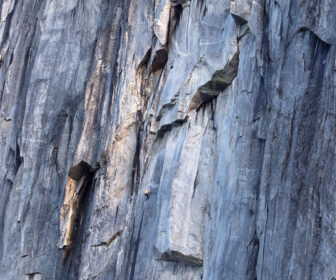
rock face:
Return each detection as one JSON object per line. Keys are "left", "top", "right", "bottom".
{"left": 0, "top": 0, "right": 336, "bottom": 279}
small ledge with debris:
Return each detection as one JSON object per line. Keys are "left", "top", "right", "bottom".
{"left": 159, "top": 250, "right": 203, "bottom": 266}
{"left": 156, "top": 115, "right": 188, "bottom": 137}
{"left": 24, "top": 272, "right": 41, "bottom": 280}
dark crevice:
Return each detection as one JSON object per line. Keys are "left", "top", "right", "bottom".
{"left": 129, "top": 210, "right": 145, "bottom": 280}
{"left": 0, "top": 178, "right": 13, "bottom": 261}
{"left": 91, "top": 241, "right": 107, "bottom": 248}
{"left": 15, "top": 142, "right": 23, "bottom": 170}
{"left": 138, "top": 48, "right": 152, "bottom": 68}
{"left": 168, "top": 3, "right": 183, "bottom": 41}
{"left": 246, "top": 231, "right": 259, "bottom": 280}
{"left": 253, "top": 76, "right": 267, "bottom": 122}
{"left": 124, "top": 218, "right": 136, "bottom": 279}
{"left": 114, "top": 205, "right": 119, "bottom": 226}
{"left": 191, "top": 168, "right": 199, "bottom": 199}
{"left": 50, "top": 109, "right": 69, "bottom": 150}
{"left": 281, "top": 100, "right": 296, "bottom": 181}
{"left": 0, "top": 137, "right": 24, "bottom": 258}
{"left": 196, "top": 0, "right": 205, "bottom": 8}
{"left": 131, "top": 110, "right": 143, "bottom": 196}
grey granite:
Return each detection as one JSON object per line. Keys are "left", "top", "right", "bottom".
{"left": 0, "top": 0, "right": 336, "bottom": 279}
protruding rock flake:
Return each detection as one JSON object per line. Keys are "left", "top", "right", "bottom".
{"left": 230, "top": 0, "right": 252, "bottom": 24}
{"left": 58, "top": 161, "right": 97, "bottom": 264}
{"left": 150, "top": 48, "right": 168, "bottom": 73}
{"left": 0, "top": 0, "right": 336, "bottom": 279}
{"left": 154, "top": 1, "right": 172, "bottom": 46}
{"left": 189, "top": 51, "right": 239, "bottom": 111}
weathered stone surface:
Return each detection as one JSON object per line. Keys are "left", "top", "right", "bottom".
{"left": 1, "top": 0, "right": 336, "bottom": 279}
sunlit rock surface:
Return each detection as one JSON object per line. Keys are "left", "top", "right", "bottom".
{"left": 0, "top": 0, "right": 336, "bottom": 279}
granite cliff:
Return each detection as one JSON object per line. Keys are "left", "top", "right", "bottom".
{"left": 0, "top": 0, "right": 336, "bottom": 279}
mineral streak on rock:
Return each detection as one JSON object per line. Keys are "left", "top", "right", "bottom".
{"left": 1, "top": 0, "right": 336, "bottom": 279}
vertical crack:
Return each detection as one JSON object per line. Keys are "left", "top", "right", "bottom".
{"left": 129, "top": 210, "right": 145, "bottom": 280}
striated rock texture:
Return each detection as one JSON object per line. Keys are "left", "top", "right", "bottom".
{"left": 0, "top": 0, "right": 336, "bottom": 279}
